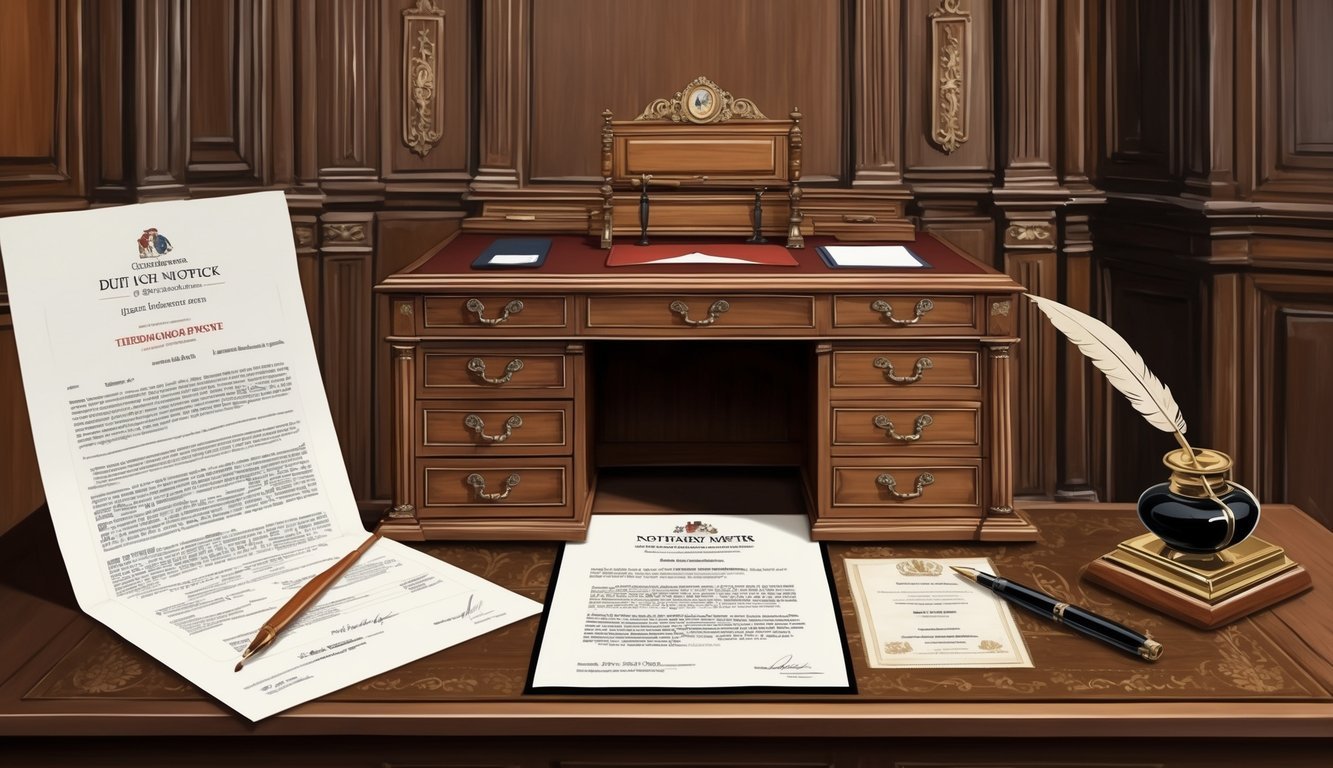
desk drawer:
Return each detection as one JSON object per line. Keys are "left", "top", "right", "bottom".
{"left": 830, "top": 460, "right": 981, "bottom": 516}
{"left": 831, "top": 294, "right": 980, "bottom": 334}
{"left": 831, "top": 403, "right": 981, "bottom": 454}
{"left": 420, "top": 459, "right": 571, "bottom": 518}
{"left": 585, "top": 294, "right": 816, "bottom": 333}
{"left": 420, "top": 346, "right": 571, "bottom": 397}
{"left": 830, "top": 348, "right": 979, "bottom": 393}
{"left": 419, "top": 400, "right": 571, "bottom": 456}
{"left": 422, "top": 295, "right": 569, "bottom": 333}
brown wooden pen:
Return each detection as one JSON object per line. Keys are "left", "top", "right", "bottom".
{"left": 234, "top": 532, "right": 382, "bottom": 672}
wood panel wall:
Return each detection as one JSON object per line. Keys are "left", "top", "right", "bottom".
{"left": 2, "top": 0, "right": 1332, "bottom": 534}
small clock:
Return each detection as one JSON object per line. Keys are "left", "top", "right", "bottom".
{"left": 685, "top": 83, "right": 720, "bottom": 123}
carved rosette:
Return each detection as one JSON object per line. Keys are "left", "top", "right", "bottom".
{"left": 930, "top": 0, "right": 970, "bottom": 154}
{"left": 635, "top": 76, "right": 768, "bottom": 124}
{"left": 402, "top": 0, "right": 446, "bottom": 157}
{"left": 322, "top": 223, "right": 367, "bottom": 243}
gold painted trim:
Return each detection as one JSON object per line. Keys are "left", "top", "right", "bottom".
{"left": 635, "top": 75, "right": 769, "bottom": 124}
{"left": 1104, "top": 534, "right": 1300, "bottom": 603}
{"left": 1005, "top": 223, "right": 1053, "bottom": 245}
{"left": 1052, "top": 602, "right": 1070, "bottom": 623}
{"left": 929, "top": 0, "right": 970, "bottom": 154}
{"left": 402, "top": 0, "right": 445, "bottom": 157}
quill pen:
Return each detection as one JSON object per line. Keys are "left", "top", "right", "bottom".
{"left": 1025, "top": 294, "right": 1235, "bottom": 541}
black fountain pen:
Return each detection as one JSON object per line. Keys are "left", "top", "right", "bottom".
{"left": 951, "top": 566, "right": 1163, "bottom": 662}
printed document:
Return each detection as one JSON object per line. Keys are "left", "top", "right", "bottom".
{"left": 0, "top": 192, "right": 541, "bottom": 720}
{"left": 530, "top": 514, "right": 851, "bottom": 691}
{"left": 845, "top": 557, "right": 1032, "bottom": 668}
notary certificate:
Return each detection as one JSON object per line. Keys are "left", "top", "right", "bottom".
{"left": 845, "top": 557, "right": 1032, "bottom": 668}
{"left": 0, "top": 192, "right": 541, "bottom": 720}
{"left": 529, "top": 514, "right": 852, "bottom": 691}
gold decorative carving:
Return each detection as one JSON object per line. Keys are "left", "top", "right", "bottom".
{"left": 896, "top": 559, "right": 944, "bottom": 577}
{"left": 402, "top": 0, "right": 445, "bottom": 157}
{"left": 322, "top": 223, "right": 366, "bottom": 243}
{"left": 292, "top": 224, "right": 315, "bottom": 249}
{"left": 1005, "top": 223, "right": 1053, "bottom": 244}
{"left": 635, "top": 75, "right": 768, "bottom": 124}
{"left": 930, "top": 0, "right": 971, "bottom": 154}
{"left": 991, "top": 300, "right": 1011, "bottom": 316}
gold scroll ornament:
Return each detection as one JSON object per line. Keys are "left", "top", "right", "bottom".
{"left": 930, "top": 0, "right": 970, "bottom": 154}
{"left": 403, "top": 0, "right": 445, "bottom": 157}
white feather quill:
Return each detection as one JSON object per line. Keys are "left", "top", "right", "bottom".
{"left": 1025, "top": 294, "right": 1195, "bottom": 461}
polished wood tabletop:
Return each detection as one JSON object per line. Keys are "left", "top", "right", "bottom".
{"left": 1, "top": 503, "right": 1330, "bottom": 765}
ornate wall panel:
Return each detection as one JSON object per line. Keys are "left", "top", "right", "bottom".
{"left": 1248, "top": 0, "right": 1333, "bottom": 198}
{"left": 904, "top": 0, "right": 993, "bottom": 182}
{"left": 134, "top": 0, "right": 186, "bottom": 197}
{"left": 1249, "top": 274, "right": 1333, "bottom": 532}
{"left": 527, "top": 0, "right": 845, "bottom": 184}
{"left": 852, "top": 0, "right": 905, "bottom": 188}
{"left": 0, "top": 0, "right": 84, "bottom": 207}
{"left": 185, "top": 0, "right": 268, "bottom": 184}
{"left": 1097, "top": 0, "right": 1178, "bottom": 190}
{"left": 380, "top": 0, "right": 473, "bottom": 200}
{"left": 320, "top": 213, "right": 376, "bottom": 504}
{"left": 315, "top": 0, "right": 380, "bottom": 186}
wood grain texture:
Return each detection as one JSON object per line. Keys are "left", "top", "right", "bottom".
{"left": 528, "top": 0, "right": 844, "bottom": 183}
{"left": 0, "top": 319, "right": 44, "bottom": 536}
{"left": 2, "top": 504, "right": 1331, "bottom": 766}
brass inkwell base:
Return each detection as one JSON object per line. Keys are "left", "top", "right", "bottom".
{"left": 1085, "top": 533, "right": 1312, "bottom": 629}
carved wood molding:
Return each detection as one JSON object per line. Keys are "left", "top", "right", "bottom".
{"left": 322, "top": 222, "right": 367, "bottom": 243}
{"left": 635, "top": 76, "right": 768, "bottom": 124}
{"left": 929, "top": 0, "right": 971, "bottom": 154}
{"left": 402, "top": 0, "right": 445, "bottom": 157}
{"left": 1005, "top": 222, "right": 1054, "bottom": 245}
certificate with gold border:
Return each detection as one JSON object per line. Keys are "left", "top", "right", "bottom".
{"left": 845, "top": 557, "right": 1033, "bottom": 668}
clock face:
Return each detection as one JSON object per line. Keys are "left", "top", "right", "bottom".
{"left": 686, "top": 86, "right": 718, "bottom": 121}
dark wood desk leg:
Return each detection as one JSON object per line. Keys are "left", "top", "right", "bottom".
{"left": 382, "top": 343, "right": 422, "bottom": 538}
{"left": 981, "top": 341, "right": 1039, "bottom": 541}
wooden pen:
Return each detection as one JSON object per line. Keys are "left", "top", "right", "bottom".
{"left": 234, "top": 532, "right": 382, "bottom": 672}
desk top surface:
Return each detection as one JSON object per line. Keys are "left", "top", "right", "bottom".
{"left": 2, "top": 503, "right": 1331, "bottom": 738}
{"left": 379, "top": 233, "right": 1023, "bottom": 294}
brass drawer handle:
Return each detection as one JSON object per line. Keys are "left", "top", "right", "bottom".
{"left": 873, "top": 413, "right": 934, "bottom": 442}
{"left": 876, "top": 472, "right": 935, "bottom": 500}
{"left": 466, "top": 472, "right": 520, "bottom": 501}
{"left": 842, "top": 214, "right": 877, "bottom": 223}
{"left": 669, "top": 299, "right": 730, "bottom": 326}
{"left": 464, "top": 413, "right": 524, "bottom": 443}
{"left": 873, "top": 356, "right": 934, "bottom": 384}
{"left": 465, "top": 298, "right": 524, "bottom": 326}
{"left": 870, "top": 298, "right": 934, "bottom": 326}
{"left": 467, "top": 357, "right": 524, "bottom": 385}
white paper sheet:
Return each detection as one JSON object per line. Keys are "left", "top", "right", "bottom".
{"left": 645, "top": 252, "right": 760, "bottom": 264}
{"left": 489, "top": 253, "right": 541, "bottom": 264}
{"left": 530, "top": 514, "right": 850, "bottom": 690}
{"left": 820, "top": 245, "right": 924, "bottom": 267}
{"left": 844, "top": 557, "right": 1032, "bottom": 668}
{"left": 0, "top": 192, "right": 541, "bottom": 720}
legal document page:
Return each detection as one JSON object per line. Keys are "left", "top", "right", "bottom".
{"left": 530, "top": 514, "right": 851, "bottom": 690}
{"left": 0, "top": 192, "right": 540, "bottom": 720}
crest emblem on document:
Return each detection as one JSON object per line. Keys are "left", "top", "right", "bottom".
{"left": 673, "top": 520, "right": 718, "bottom": 534}
{"left": 136, "top": 227, "right": 174, "bottom": 259}
{"left": 884, "top": 641, "right": 913, "bottom": 654}
{"left": 895, "top": 559, "right": 944, "bottom": 577}
{"left": 978, "top": 639, "right": 1004, "bottom": 651}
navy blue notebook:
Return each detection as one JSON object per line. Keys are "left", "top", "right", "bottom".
{"left": 472, "top": 238, "right": 552, "bottom": 269}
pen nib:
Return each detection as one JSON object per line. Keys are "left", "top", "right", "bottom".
{"left": 950, "top": 566, "right": 980, "bottom": 582}
{"left": 234, "top": 659, "right": 245, "bottom": 673}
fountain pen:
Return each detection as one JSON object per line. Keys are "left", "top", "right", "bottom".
{"left": 951, "top": 566, "right": 1163, "bottom": 662}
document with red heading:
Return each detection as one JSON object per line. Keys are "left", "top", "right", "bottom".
{"left": 0, "top": 192, "right": 540, "bottom": 721}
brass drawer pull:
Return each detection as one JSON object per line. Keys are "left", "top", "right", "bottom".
{"left": 870, "top": 298, "right": 934, "bottom": 326}
{"left": 876, "top": 472, "right": 935, "bottom": 500}
{"left": 669, "top": 299, "right": 730, "bottom": 326}
{"left": 464, "top": 413, "right": 524, "bottom": 443}
{"left": 465, "top": 298, "right": 524, "bottom": 326}
{"left": 842, "top": 214, "right": 877, "bottom": 223}
{"left": 467, "top": 357, "right": 524, "bottom": 385}
{"left": 873, "top": 356, "right": 934, "bottom": 384}
{"left": 873, "top": 413, "right": 934, "bottom": 442}
{"left": 466, "top": 472, "right": 520, "bottom": 501}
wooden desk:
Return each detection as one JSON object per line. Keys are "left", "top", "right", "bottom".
{"left": 2, "top": 503, "right": 1330, "bottom": 766}
{"left": 376, "top": 232, "right": 1037, "bottom": 543}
